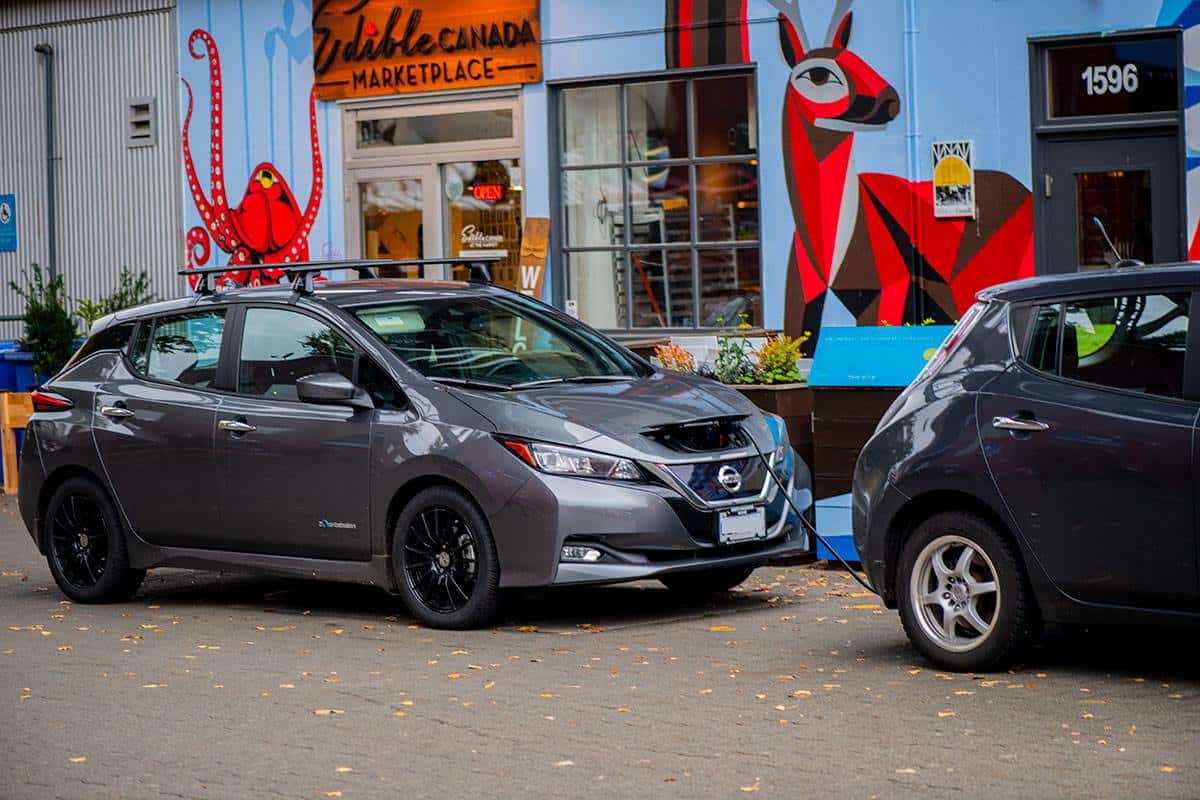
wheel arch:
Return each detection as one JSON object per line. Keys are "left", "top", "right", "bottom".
{"left": 382, "top": 475, "right": 488, "bottom": 554}
{"left": 883, "top": 489, "right": 1030, "bottom": 608}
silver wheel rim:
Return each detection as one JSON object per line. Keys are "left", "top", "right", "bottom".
{"left": 909, "top": 535, "right": 1000, "bottom": 653}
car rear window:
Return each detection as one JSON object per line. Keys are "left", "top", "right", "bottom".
{"left": 67, "top": 322, "right": 135, "bottom": 367}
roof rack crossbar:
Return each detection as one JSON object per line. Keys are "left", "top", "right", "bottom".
{"left": 177, "top": 256, "right": 501, "bottom": 295}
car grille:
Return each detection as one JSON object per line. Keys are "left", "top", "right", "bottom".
{"left": 662, "top": 456, "right": 769, "bottom": 504}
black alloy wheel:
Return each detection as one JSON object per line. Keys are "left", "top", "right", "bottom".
{"left": 44, "top": 477, "right": 145, "bottom": 603}
{"left": 392, "top": 486, "right": 503, "bottom": 629}
{"left": 50, "top": 493, "right": 109, "bottom": 588}
{"left": 404, "top": 506, "right": 480, "bottom": 614}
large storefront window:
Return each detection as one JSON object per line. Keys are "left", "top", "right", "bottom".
{"left": 557, "top": 71, "right": 761, "bottom": 330}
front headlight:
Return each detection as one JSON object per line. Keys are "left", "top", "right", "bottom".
{"left": 498, "top": 438, "right": 643, "bottom": 481}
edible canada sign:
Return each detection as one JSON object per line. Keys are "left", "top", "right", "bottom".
{"left": 312, "top": 0, "right": 542, "bottom": 100}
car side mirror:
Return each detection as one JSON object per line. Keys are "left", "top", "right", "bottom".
{"left": 296, "top": 372, "right": 374, "bottom": 410}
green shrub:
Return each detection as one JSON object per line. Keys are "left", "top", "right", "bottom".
{"left": 714, "top": 336, "right": 756, "bottom": 384}
{"left": 10, "top": 264, "right": 77, "bottom": 379}
{"left": 76, "top": 267, "right": 155, "bottom": 328}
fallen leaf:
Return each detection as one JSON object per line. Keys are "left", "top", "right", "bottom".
{"left": 895, "top": 768, "right": 916, "bottom": 775}
{"left": 517, "top": 625, "right": 538, "bottom": 633}
{"left": 322, "top": 793, "right": 342, "bottom": 798}
{"left": 141, "top": 683, "right": 166, "bottom": 689}
{"left": 69, "top": 756, "right": 87, "bottom": 764}
{"left": 554, "top": 760, "right": 574, "bottom": 767}
{"left": 447, "top": 673, "right": 462, "bottom": 680}
{"left": 1162, "top": 766, "right": 1175, "bottom": 774}
{"left": 313, "top": 709, "right": 344, "bottom": 716}
{"left": 617, "top": 707, "right": 632, "bottom": 713}
{"left": 393, "top": 711, "right": 407, "bottom": 718}
{"left": 484, "top": 681, "right": 495, "bottom": 689}
{"left": 335, "top": 767, "right": 352, "bottom": 773}
{"left": 851, "top": 604, "right": 881, "bottom": 610}
{"left": 937, "top": 710, "right": 957, "bottom": 718}
{"left": 709, "top": 625, "right": 736, "bottom": 632}
{"left": 741, "top": 779, "right": 761, "bottom": 793}
{"left": 541, "top": 693, "right": 559, "bottom": 699}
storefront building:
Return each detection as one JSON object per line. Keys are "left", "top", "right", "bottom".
{"left": 172, "top": 0, "right": 1196, "bottom": 350}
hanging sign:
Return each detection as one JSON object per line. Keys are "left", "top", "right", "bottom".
{"left": 313, "top": 0, "right": 542, "bottom": 100}
{"left": 493, "top": 217, "right": 548, "bottom": 297}
{"left": 931, "top": 141, "right": 976, "bottom": 219}
{"left": 0, "top": 195, "right": 15, "bottom": 253}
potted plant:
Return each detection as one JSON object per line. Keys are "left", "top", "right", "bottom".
{"left": 722, "top": 332, "right": 815, "bottom": 471}
{"left": 8, "top": 264, "right": 76, "bottom": 390}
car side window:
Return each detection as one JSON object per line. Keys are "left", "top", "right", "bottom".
{"left": 1023, "top": 304, "right": 1061, "bottom": 374}
{"left": 1021, "top": 293, "right": 1190, "bottom": 400}
{"left": 238, "top": 307, "right": 356, "bottom": 400}
{"left": 358, "top": 355, "right": 407, "bottom": 410}
{"left": 143, "top": 310, "right": 226, "bottom": 387}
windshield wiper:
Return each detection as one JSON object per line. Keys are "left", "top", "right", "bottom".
{"left": 428, "top": 376, "right": 514, "bottom": 392}
{"left": 510, "top": 375, "right": 638, "bottom": 390}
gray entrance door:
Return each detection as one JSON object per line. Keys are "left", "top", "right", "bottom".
{"left": 1041, "top": 134, "right": 1182, "bottom": 273}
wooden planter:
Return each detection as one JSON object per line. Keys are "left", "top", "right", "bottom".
{"left": 731, "top": 383, "right": 814, "bottom": 473}
{"left": 1, "top": 392, "right": 32, "bottom": 495}
{"left": 810, "top": 387, "right": 902, "bottom": 499}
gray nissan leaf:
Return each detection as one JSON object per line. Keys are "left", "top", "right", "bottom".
{"left": 17, "top": 269, "right": 812, "bottom": 628}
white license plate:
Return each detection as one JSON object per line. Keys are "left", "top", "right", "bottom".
{"left": 717, "top": 505, "right": 766, "bottom": 544}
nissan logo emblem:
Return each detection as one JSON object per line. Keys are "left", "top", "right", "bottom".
{"left": 717, "top": 465, "right": 743, "bottom": 494}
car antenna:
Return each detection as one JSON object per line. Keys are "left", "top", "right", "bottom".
{"left": 1092, "top": 216, "right": 1144, "bottom": 268}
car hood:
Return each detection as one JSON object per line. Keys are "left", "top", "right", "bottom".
{"left": 444, "top": 371, "right": 775, "bottom": 461}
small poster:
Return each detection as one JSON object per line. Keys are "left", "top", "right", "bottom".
{"left": 931, "top": 141, "right": 976, "bottom": 219}
{"left": 0, "top": 194, "right": 15, "bottom": 253}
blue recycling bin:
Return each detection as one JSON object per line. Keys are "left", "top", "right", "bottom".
{"left": 0, "top": 342, "right": 16, "bottom": 392}
{"left": 3, "top": 351, "right": 37, "bottom": 391}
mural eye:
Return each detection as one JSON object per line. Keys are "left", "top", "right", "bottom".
{"left": 792, "top": 61, "right": 849, "bottom": 106}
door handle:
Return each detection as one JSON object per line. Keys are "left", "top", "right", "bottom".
{"left": 100, "top": 405, "right": 135, "bottom": 419}
{"left": 218, "top": 419, "right": 257, "bottom": 433}
{"left": 992, "top": 415, "right": 1050, "bottom": 432}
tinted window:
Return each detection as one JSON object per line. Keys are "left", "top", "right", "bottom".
{"left": 69, "top": 322, "right": 135, "bottom": 367}
{"left": 1024, "top": 304, "right": 1061, "bottom": 373}
{"left": 358, "top": 356, "right": 406, "bottom": 410}
{"left": 238, "top": 308, "right": 355, "bottom": 400}
{"left": 144, "top": 310, "right": 226, "bottom": 387}
{"left": 1021, "top": 293, "right": 1190, "bottom": 399}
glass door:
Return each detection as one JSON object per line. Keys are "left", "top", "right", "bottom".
{"left": 441, "top": 159, "right": 523, "bottom": 282}
{"left": 348, "top": 164, "right": 442, "bottom": 277}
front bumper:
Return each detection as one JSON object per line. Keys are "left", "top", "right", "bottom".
{"left": 489, "top": 449, "right": 813, "bottom": 588}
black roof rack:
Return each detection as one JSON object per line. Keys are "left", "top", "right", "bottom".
{"left": 178, "top": 256, "right": 501, "bottom": 296}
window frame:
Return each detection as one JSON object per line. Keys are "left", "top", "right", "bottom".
{"left": 549, "top": 63, "right": 763, "bottom": 333}
{"left": 1009, "top": 287, "right": 1200, "bottom": 403}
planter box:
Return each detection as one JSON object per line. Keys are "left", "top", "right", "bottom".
{"left": 811, "top": 387, "right": 901, "bottom": 498}
{"left": 732, "top": 382, "right": 813, "bottom": 471}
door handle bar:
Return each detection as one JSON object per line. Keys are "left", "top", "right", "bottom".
{"left": 218, "top": 419, "right": 256, "bottom": 433}
{"left": 992, "top": 415, "right": 1050, "bottom": 432}
{"left": 99, "top": 405, "right": 135, "bottom": 419}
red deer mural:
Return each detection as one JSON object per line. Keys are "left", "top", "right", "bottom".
{"left": 767, "top": 0, "right": 1033, "bottom": 345}
{"left": 181, "top": 28, "right": 324, "bottom": 288}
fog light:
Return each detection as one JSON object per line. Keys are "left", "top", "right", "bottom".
{"left": 561, "top": 545, "right": 602, "bottom": 563}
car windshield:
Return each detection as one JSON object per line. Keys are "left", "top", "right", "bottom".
{"left": 350, "top": 292, "right": 648, "bottom": 388}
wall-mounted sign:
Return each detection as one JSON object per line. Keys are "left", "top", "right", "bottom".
{"left": 313, "top": 0, "right": 542, "bottom": 101}
{"left": 931, "top": 141, "right": 976, "bottom": 219}
{"left": 1047, "top": 34, "right": 1178, "bottom": 118}
{"left": 471, "top": 183, "right": 506, "bottom": 202}
{"left": 0, "top": 195, "right": 15, "bottom": 253}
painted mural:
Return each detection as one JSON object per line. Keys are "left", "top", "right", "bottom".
{"left": 178, "top": 0, "right": 339, "bottom": 290}
{"left": 1158, "top": 0, "right": 1200, "bottom": 259}
{"left": 766, "top": 0, "right": 1032, "bottom": 343}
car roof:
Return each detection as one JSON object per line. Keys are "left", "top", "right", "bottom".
{"left": 107, "top": 277, "right": 499, "bottom": 323}
{"left": 980, "top": 262, "right": 1200, "bottom": 303}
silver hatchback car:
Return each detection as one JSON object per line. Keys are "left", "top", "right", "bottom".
{"left": 18, "top": 267, "right": 812, "bottom": 628}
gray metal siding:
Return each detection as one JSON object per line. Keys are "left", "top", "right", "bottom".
{"left": 0, "top": 1, "right": 174, "bottom": 32}
{"left": 0, "top": 5, "right": 182, "bottom": 339}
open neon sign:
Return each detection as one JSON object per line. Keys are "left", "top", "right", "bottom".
{"left": 471, "top": 183, "right": 506, "bottom": 202}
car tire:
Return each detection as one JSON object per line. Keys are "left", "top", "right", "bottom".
{"left": 391, "top": 486, "right": 504, "bottom": 630}
{"left": 44, "top": 477, "right": 145, "bottom": 604}
{"left": 660, "top": 565, "right": 755, "bottom": 596}
{"left": 897, "top": 511, "right": 1036, "bottom": 671}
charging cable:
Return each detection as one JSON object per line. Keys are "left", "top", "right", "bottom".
{"left": 750, "top": 437, "right": 879, "bottom": 596}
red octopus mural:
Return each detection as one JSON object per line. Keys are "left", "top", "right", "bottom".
{"left": 182, "top": 28, "right": 324, "bottom": 288}
{"left": 766, "top": 0, "right": 1033, "bottom": 345}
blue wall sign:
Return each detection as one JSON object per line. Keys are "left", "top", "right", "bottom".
{"left": 0, "top": 195, "right": 15, "bottom": 253}
{"left": 808, "top": 326, "right": 954, "bottom": 388}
